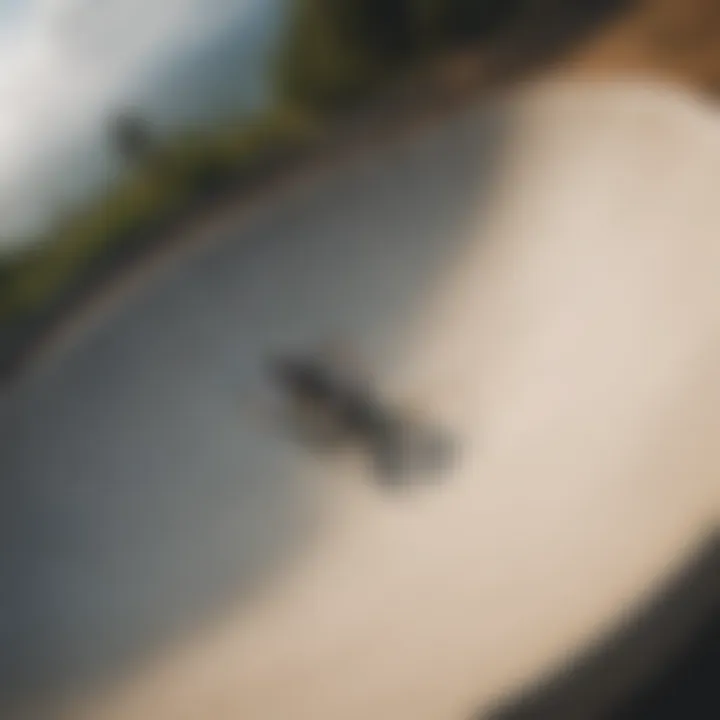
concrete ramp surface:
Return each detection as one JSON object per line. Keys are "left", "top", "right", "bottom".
{"left": 2, "top": 78, "right": 719, "bottom": 719}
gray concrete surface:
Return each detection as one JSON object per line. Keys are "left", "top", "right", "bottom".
{"left": 0, "top": 100, "right": 504, "bottom": 712}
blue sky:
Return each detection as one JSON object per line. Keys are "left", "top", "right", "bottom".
{"left": 0, "top": 0, "right": 278, "bottom": 251}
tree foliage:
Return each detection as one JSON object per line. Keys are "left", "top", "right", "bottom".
{"left": 109, "top": 112, "right": 155, "bottom": 164}
{"left": 275, "top": 0, "right": 526, "bottom": 113}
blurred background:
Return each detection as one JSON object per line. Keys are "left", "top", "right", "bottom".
{"left": 0, "top": 0, "right": 630, "bottom": 368}
{"left": 0, "top": 1, "right": 719, "bottom": 719}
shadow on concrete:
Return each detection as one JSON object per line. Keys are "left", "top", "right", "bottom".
{"left": 482, "top": 529, "right": 720, "bottom": 720}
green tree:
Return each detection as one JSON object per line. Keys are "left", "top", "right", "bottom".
{"left": 421, "top": 0, "right": 523, "bottom": 48}
{"left": 109, "top": 112, "right": 154, "bottom": 164}
{"left": 276, "top": 0, "right": 372, "bottom": 112}
{"left": 275, "top": 0, "right": 532, "bottom": 114}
